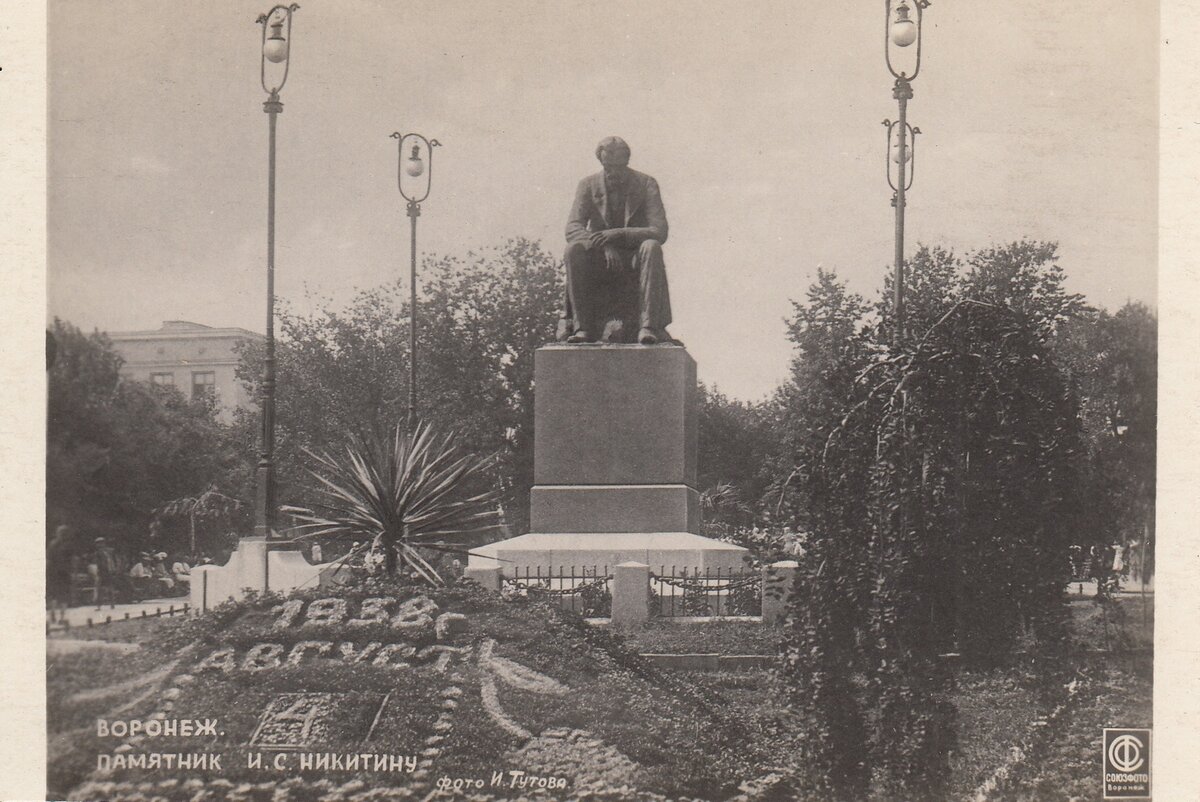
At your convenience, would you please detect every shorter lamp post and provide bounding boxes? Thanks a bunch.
[390,132,441,429]
[253,3,299,539]
[884,0,930,345]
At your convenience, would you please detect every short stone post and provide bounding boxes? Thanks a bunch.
[464,565,502,593]
[611,562,650,627]
[762,560,799,625]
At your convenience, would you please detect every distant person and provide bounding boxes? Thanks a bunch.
[1100,543,1116,580]
[1068,544,1083,579]
[1127,539,1142,583]
[91,537,119,608]
[129,553,152,600]
[47,525,74,613]
[790,536,808,560]
[780,527,799,557]
[150,552,175,594]
[128,553,149,580]
[171,556,191,589]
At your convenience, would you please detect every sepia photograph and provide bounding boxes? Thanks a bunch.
[23,0,1182,799]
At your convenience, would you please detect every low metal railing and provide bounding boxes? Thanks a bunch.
[649,566,762,618]
[501,565,613,617]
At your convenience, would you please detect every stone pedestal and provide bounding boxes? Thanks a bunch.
[531,344,698,537]
[530,485,699,533]
[470,344,748,576]
[533,345,696,487]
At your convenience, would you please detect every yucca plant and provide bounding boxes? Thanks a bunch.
[281,420,500,585]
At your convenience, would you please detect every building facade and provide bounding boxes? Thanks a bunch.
[108,321,263,422]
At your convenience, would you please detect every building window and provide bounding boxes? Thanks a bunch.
[150,372,175,386]
[192,371,216,400]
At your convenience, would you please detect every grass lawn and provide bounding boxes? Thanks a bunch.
[1068,595,1153,651]
[615,594,1152,658]
[980,663,1152,801]
[622,592,1153,800]
[679,654,1149,800]
[50,615,175,644]
[616,619,782,655]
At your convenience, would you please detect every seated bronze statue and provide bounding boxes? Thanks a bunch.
[559,137,676,345]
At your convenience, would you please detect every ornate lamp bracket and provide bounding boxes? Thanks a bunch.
[257,4,300,96]
[390,132,443,206]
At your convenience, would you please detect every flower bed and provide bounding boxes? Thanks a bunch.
[48,578,789,801]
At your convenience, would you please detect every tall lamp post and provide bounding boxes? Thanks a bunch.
[390,132,441,429]
[883,0,929,345]
[253,4,298,539]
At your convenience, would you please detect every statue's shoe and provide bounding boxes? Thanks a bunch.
[567,330,594,344]
[639,327,680,346]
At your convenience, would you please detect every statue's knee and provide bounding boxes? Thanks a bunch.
[565,241,589,263]
[639,240,663,258]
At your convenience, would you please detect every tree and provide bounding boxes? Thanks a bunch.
[47,319,246,560]
[1096,303,1156,566]
[696,383,773,536]
[152,485,244,561]
[766,268,874,529]
[236,238,562,536]
[1054,301,1157,569]
[777,242,1091,798]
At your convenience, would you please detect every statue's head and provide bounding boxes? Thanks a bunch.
[596,136,631,182]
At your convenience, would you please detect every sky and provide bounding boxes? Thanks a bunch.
[47,0,1158,401]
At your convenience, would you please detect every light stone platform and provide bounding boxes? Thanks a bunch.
[467,532,749,574]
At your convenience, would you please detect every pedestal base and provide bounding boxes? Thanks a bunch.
[529,484,699,533]
[467,531,749,575]
[534,345,697,486]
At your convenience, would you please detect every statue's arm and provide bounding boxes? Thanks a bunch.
[615,176,669,247]
[565,178,594,246]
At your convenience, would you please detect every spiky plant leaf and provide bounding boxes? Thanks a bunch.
[281,419,500,584]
